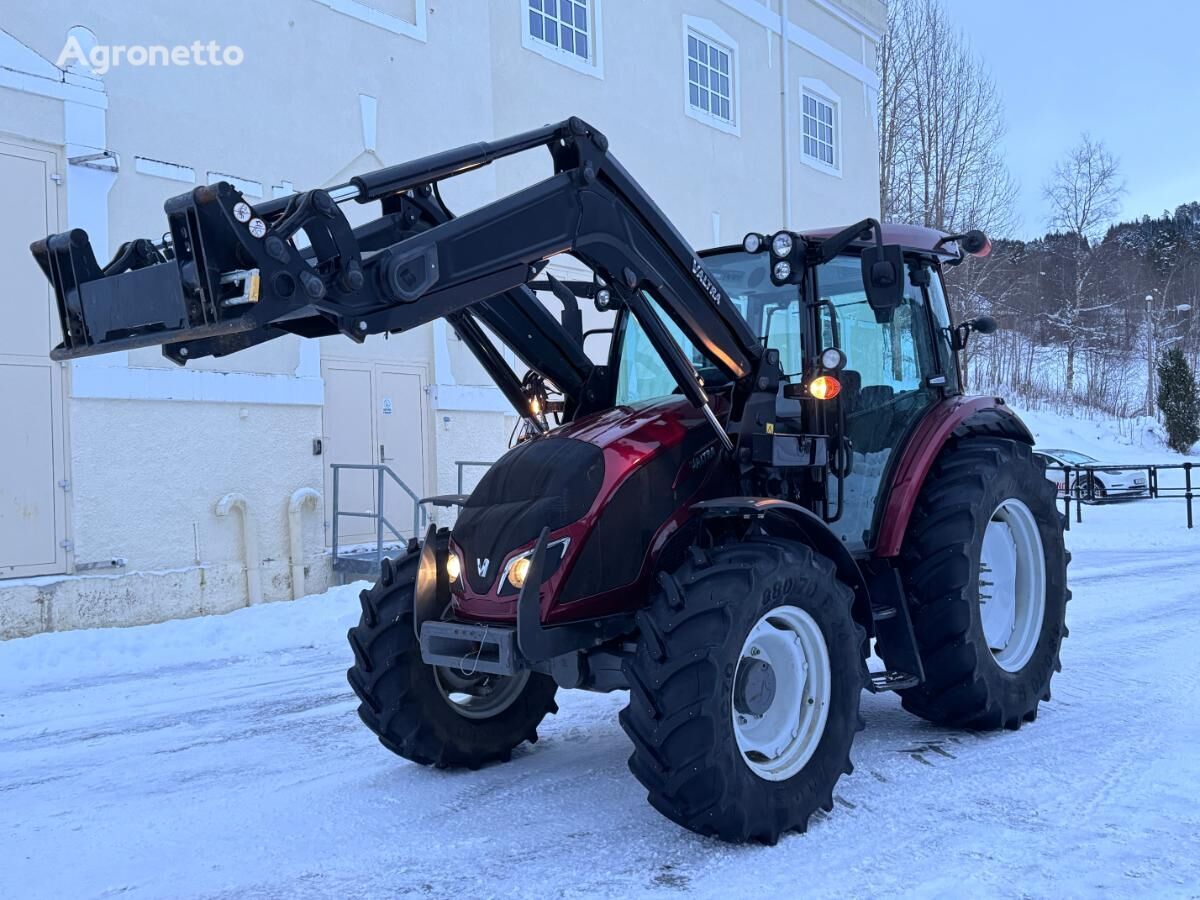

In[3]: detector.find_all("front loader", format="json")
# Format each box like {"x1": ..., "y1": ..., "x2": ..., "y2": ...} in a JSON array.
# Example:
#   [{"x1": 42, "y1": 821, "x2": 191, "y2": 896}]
[{"x1": 32, "y1": 117, "x2": 1069, "y2": 844}]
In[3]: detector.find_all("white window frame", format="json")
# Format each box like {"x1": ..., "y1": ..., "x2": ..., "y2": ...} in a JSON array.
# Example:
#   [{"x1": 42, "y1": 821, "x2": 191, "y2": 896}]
[
  {"x1": 522, "y1": 0, "x2": 604, "y2": 80},
  {"x1": 682, "y1": 17, "x2": 740, "y2": 136},
  {"x1": 799, "y1": 78, "x2": 841, "y2": 176},
  {"x1": 307, "y1": 0, "x2": 427, "y2": 41}
]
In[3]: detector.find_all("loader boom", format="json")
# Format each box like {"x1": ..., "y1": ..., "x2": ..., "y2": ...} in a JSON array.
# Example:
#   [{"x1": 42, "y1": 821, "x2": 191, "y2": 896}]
[{"x1": 33, "y1": 118, "x2": 764, "y2": 436}]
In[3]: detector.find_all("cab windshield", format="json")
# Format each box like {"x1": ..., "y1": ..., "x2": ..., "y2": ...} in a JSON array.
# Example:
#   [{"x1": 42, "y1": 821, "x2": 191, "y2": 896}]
[{"x1": 614, "y1": 248, "x2": 941, "y2": 413}]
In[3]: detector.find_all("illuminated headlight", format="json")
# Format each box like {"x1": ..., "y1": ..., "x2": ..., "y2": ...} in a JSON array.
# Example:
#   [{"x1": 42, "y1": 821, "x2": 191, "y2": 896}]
[
  {"x1": 742, "y1": 232, "x2": 764, "y2": 254},
  {"x1": 445, "y1": 552, "x2": 461, "y2": 582},
  {"x1": 773, "y1": 260, "x2": 792, "y2": 281},
  {"x1": 508, "y1": 557, "x2": 531, "y2": 589},
  {"x1": 500, "y1": 537, "x2": 571, "y2": 592},
  {"x1": 771, "y1": 231, "x2": 794, "y2": 258},
  {"x1": 820, "y1": 347, "x2": 846, "y2": 370}
]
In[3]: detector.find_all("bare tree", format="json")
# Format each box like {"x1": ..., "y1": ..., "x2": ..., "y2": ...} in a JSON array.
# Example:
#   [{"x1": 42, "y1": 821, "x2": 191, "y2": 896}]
[
  {"x1": 877, "y1": 0, "x2": 1018, "y2": 238},
  {"x1": 1041, "y1": 134, "x2": 1125, "y2": 394},
  {"x1": 878, "y1": 0, "x2": 1019, "y2": 356},
  {"x1": 876, "y1": 0, "x2": 915, "y2": 224},
  {"x1": 1044, "y1": 134, "x2": 1124, "y2": 242}
]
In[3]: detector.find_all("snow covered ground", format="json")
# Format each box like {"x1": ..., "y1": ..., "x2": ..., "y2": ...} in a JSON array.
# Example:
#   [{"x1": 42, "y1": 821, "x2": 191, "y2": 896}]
[
  {"x1": 3, "y1": 405, "x2": 1199, "y2": 899},
  {"x1": 4, "y1": 514, "x2": 1199, "y2": 899}
]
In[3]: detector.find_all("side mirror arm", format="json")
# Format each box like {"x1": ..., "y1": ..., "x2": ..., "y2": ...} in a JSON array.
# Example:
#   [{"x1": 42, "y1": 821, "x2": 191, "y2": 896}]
[{"x1": 952, "y1": 315, "x2": 998, "y2": 352}]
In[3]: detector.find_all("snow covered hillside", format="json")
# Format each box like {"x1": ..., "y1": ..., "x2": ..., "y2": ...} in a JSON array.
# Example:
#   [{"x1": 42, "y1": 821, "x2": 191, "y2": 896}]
[{"x1": 1016, "y1": 401, "x2": 1193, "y2": 465}]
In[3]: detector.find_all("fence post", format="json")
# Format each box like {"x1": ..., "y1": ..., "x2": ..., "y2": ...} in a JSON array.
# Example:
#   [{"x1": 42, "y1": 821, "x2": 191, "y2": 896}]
[
  {"x1": 1075, "y1": 467, "x2": 1083, "y2": 524},
  {"x1": 376, "y1": 467, "x2": 386, "y2": 565},
  {"x1": 1186, "y1": 463, "x2": 1194, "y2": 529},
  {"x1": 331, "y1": 466, "x2": 341, "y2": 565}
]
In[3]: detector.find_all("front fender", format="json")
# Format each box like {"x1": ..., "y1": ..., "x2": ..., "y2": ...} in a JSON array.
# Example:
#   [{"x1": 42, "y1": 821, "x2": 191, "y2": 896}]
[
  {"x1": 692, "y1": 497, "x2": 872, "y2": 636},
  {"x1": 873, "y1": 396, "x2": 1034, "y2": 558}
]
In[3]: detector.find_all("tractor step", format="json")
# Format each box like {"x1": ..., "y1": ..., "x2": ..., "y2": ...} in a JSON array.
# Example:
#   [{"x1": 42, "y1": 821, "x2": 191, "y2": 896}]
[{"x1": 867, "y1": 670, "x2": 920, "y2": 693}]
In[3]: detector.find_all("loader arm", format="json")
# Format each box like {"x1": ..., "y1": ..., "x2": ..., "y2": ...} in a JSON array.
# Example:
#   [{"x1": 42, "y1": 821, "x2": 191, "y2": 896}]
[{"x1": 32, "y1": 118, "x2": 765, "y2": 434}]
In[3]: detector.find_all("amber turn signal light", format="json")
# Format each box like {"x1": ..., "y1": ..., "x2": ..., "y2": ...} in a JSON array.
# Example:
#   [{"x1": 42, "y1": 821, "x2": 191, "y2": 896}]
[{"x1": 808, "y1": 375, "x2": 841, "y2": 400}]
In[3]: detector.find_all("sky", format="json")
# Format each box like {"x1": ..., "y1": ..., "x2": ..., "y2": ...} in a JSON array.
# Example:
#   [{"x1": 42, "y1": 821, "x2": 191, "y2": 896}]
[{"x1": 945, "y1": 0, "x2": 1200, "y2": 239}]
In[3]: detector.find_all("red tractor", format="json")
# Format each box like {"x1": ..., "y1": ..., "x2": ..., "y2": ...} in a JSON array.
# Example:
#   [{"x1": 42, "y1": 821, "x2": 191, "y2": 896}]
[{"x1": 34, "y1": 118, "x2": 1068, "y2": 844}]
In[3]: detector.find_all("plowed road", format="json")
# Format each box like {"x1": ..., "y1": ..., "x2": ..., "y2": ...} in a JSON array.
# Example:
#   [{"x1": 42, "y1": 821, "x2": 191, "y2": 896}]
[{"x1": 2, "y1": 535, "x2": 1198, "y2": 897}]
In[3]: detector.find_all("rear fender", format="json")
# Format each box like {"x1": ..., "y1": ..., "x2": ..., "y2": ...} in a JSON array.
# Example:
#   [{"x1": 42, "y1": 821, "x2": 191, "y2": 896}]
[
  {"x1": 692, "y1": 497, "x2": 873, "y2": 640},
  {"x1": 874, "y1": 396, "x2": 1034, "y2": 558}
]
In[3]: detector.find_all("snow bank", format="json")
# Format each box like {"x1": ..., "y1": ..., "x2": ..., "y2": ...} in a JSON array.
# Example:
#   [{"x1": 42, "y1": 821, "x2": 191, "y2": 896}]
[
  {"x1": 1015, "y1": 401, "x2": 1191, "y2": 463},
  {"x1": 0, "y1": 582, "x2": 369, "y2": 692}
]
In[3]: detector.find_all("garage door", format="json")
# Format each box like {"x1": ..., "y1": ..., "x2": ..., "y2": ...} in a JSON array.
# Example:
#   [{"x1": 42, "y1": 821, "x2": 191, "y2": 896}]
[{"x1": 0, "y1": 140, "x2": 67, "y2": 578}]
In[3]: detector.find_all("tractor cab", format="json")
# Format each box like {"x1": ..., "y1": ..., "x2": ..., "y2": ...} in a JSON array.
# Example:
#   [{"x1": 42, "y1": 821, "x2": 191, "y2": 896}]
[{"x1": 611, "y1": 224, "x2": 973, "y2": 554}]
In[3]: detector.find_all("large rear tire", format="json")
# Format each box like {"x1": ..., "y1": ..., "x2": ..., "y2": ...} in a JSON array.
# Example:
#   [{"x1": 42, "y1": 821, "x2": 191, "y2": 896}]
[
  {"x1": 620, "y1": 537, "x2": 865, "y2": 844},
  {"x1": 886, "y1": 437, "x2": 1069, "y2": 730},
  {"x1": 346, "y1": 551, "x2": 558, "y2": 769}
]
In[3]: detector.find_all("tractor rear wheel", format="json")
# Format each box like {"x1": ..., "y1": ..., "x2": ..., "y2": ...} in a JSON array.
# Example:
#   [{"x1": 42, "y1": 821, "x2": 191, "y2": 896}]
[
  {"x1": 346, "y1": 550, "x2": 558, "y2": 769},
  {"x1": 887, "y1": 437, "x2": 1069, "y2": 730},
  {"x1": 620, "y1": 537, "x2": 865, "y2": 844}
]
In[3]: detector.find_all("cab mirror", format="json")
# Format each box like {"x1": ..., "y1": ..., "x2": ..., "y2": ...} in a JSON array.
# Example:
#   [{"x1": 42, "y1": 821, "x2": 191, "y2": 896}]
[
  {"x1": 970, "y1": 314, "x2": 998, "y2": 334},
  {"x1": 959, "y1": 230, "x2": 991, "y2": 257},
  {"x1": 951, "y1": 315, "x2": 999, "y2": 351},
  {"x1": 860, "y1": 244, "x2": 905, "y2": 323}
]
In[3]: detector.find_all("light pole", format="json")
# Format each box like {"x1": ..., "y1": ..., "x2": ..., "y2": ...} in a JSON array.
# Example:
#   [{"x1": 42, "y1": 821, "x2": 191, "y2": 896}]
[{"x1": 1146, "y1": 293, "x2": 1155, "y2": 417}]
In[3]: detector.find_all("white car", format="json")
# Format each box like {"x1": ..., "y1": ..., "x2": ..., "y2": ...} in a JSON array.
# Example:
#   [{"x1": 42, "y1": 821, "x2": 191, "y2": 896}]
[{"x1": 1034, "y1": 449, "x2": 1150, "y2": 502}]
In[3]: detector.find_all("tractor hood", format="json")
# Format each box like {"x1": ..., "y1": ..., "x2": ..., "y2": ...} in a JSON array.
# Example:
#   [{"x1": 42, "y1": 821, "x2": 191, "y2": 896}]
[{"x1": 449, "y1": 395, "x2": 726, "y2": 624}]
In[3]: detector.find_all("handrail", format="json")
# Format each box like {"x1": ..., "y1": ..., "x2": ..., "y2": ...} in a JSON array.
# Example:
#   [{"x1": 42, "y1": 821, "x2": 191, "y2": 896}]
[
  {"x1": 455, "y1": 460, "x2": 493, "y2": 493},
  {"x1": 330, "y1": 463, "x2": 428, "y2": 569},
  {"x1": 1044, "y1": 462, "x2": 1194, "y2": 530}
]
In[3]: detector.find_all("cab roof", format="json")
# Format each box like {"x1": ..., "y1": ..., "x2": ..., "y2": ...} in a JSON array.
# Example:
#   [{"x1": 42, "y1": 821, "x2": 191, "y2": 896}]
[{"x1": 799, "y1": 223, "x2": 959, "y2": 257}]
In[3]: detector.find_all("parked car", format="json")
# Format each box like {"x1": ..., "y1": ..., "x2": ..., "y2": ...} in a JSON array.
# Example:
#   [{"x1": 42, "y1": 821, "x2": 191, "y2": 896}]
[{"x1": 1034, "y1": 449, "x2": 1149, "y2": 502}]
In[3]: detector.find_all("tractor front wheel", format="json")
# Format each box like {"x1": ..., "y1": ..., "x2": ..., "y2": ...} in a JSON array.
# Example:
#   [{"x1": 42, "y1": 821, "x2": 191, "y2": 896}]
[
  {"x1": 346, "y1": 550, "x2": 558, "y2": 769},
  {"x1": 888, "y1": 437, "x2": 1069, "y2": 730},
  {"x1": 620, "y1": 537, "x2": 865, "y2": 844}
]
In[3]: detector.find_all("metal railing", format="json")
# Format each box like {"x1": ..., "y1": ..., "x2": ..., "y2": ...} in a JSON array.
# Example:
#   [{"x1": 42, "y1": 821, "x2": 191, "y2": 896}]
[
  {"x1": 330, "y1": 463, "x2": 428, "y2": 569},
  {"x1": 1046, "y1": 462, "x2": 1195, "y2": 530},
  {"x1": 455, "y1": 460, "x2": 493, "y2": 493}
]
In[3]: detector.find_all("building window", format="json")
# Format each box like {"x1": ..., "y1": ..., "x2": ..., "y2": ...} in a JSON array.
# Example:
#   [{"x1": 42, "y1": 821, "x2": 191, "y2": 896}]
[
  {"x1": 528, "y1": 0, "x2": 591, "y2": 61},
  {"x1": 682, "y1": 18, "x2": 738, "y2": 136},
  {"x1": 802, "y1": 89, "x2": 838, "y2": 171},
  {"x1": 687, "y1": 33, "x2": 732, "y2": 123}
]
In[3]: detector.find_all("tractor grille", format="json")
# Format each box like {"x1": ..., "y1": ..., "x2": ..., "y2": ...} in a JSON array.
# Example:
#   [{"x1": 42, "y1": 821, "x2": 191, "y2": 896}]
[{"x1": 452, "y1": 437, "x2": 604, "y2": 594}]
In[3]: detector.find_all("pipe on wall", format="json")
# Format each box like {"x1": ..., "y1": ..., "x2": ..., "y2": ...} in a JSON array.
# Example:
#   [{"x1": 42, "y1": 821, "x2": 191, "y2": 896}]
[
  {"x1": 215, "y1": 493, "x2": 263, "y2": 606},
  {"x1": 287, "y1": 488, "x2": 321, "y2": 600}
]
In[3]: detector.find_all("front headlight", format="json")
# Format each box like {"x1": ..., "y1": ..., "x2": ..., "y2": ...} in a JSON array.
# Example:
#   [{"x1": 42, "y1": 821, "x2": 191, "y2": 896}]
[
  {"x1": 445, "y1": 552, "x2": 461, "y2": 582},
  {"x1": 507, "y1": 556, "x2": 531, "y2": 589},
  {"x1": 499, "y1": 537, "x2": 571, "y2": 594}
]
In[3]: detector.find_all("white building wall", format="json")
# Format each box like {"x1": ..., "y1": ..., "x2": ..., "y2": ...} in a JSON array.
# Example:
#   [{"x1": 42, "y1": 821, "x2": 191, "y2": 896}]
[{"x1": 0, "y1": 0, "x2": 885, "y2": 638}]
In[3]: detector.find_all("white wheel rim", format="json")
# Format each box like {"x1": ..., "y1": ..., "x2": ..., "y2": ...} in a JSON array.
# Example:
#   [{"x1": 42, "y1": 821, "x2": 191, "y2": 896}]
[
  {"x1": 732, "y1": 605, "x2": 831, "y2": 782},
  {"x1": 979, "y1": 498, "x2": 1046, "y2": 672},
  {"x1": 433, "y1": 667, "x2": 530, "y2": 720}
]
